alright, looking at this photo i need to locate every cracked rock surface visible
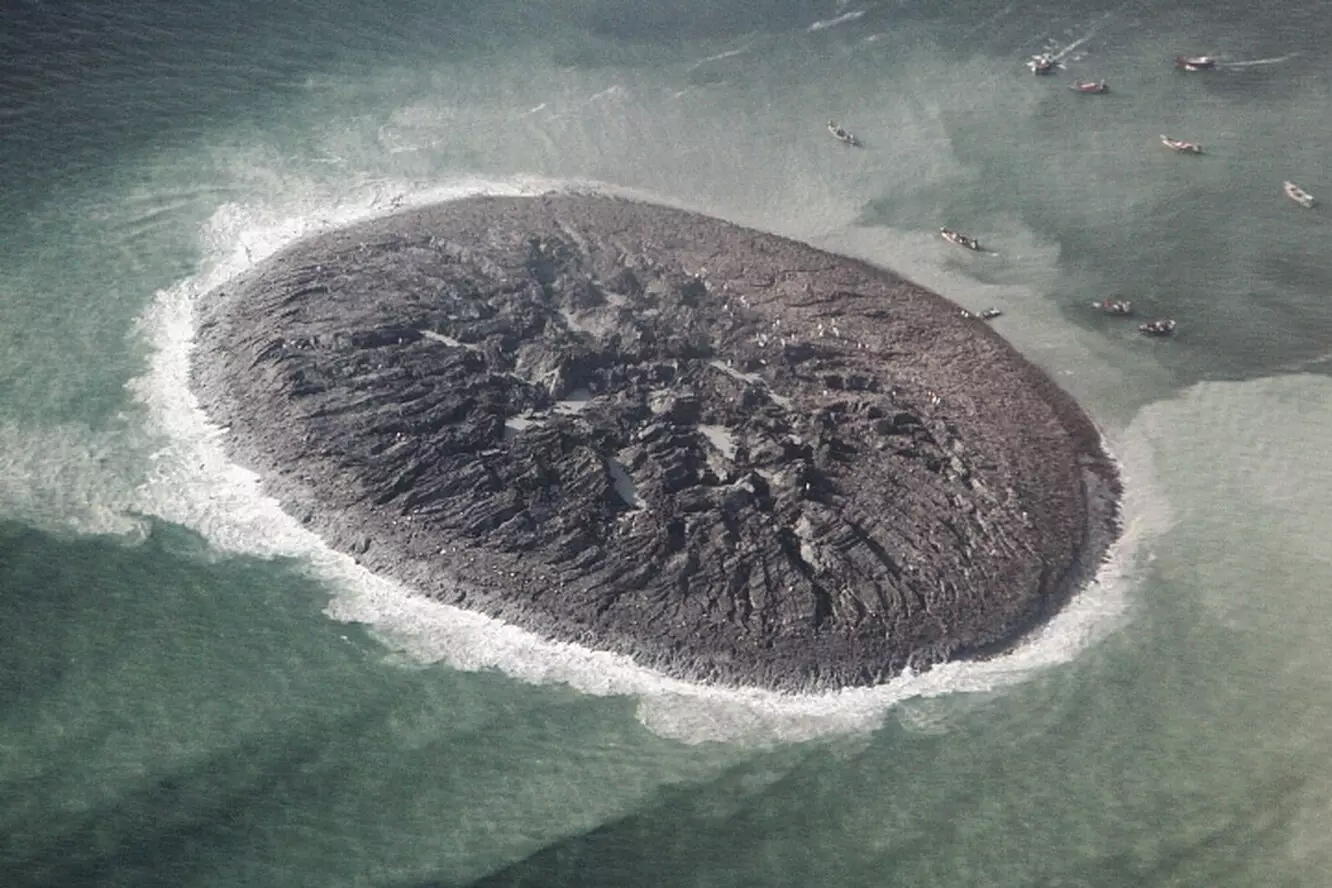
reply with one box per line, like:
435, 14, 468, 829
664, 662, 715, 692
192, 193, 1120, 691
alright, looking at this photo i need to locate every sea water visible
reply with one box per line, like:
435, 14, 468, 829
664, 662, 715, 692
3, 0, 1332, 884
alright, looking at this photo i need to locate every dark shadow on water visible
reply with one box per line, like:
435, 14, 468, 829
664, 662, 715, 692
380, 742, 950, 888
0, 518, 400, 888
0, 519, 317, 713
2, 517, 1320, 887
2, 701, 394, 888
0, 517, 672, 888
377, 738, 1316, 888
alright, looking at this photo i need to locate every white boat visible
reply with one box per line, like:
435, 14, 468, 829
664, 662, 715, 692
1027, 53, 1056, 75
1139, 318, 1177, 337
1092, 299, 1134, 316
1284, 181, 1315, 208
827, 121, 860, 147
940, 227, 981, 251
1160, 134, 1203, 154
1069, 80, 1108, 94
1175, 55, 1216, 71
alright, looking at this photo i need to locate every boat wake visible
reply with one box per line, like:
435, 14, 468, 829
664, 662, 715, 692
1049, 33, 1094, 62
584, 85, 628, 106
1220, 53, 1300, 68
686, 44, 752, 72
807, 9, 865, 33
1038, 7, 1121, 63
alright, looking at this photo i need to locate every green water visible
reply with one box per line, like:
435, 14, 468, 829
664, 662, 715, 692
4, 0, 1332, 884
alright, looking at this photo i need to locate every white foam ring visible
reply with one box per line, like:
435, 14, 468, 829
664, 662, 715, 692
0, 419, 151, 541
127, 174, 1169, 746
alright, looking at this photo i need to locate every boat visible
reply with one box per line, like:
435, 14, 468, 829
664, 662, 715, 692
1284, 180, 1315, 208
940, 227, 982, 251
1069, 80, 1108, 94
827, 120, 861, 147
1092, 299, 1133, 316
1027, 53, 1057, 75
979, 308, 1003, 320
1175, 55, 1216, 71
1138, 318, 1177, 337
1160, 134, 1203, 154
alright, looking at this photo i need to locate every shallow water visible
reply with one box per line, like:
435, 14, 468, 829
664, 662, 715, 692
4, 0, 1332, 884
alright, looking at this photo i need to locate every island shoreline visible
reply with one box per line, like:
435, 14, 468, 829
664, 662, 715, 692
190, 190, 1122, 693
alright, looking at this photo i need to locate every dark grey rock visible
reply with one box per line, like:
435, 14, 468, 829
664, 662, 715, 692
192, 193, 1121, 692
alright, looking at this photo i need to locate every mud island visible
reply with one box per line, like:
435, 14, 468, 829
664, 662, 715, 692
192, 193, 1120, 692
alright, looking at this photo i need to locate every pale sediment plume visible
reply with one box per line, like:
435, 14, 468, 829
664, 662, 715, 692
190, 192, 1120, 692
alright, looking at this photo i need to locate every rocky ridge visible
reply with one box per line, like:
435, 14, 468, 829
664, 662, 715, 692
192, 193, 1120, 691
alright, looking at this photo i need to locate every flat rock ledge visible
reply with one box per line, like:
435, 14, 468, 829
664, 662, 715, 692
192, 193, 1121, 692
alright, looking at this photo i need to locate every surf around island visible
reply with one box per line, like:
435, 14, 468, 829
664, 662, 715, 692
191, 193, 1121, 692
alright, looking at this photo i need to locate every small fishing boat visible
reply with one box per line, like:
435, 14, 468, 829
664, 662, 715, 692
1284, 180, 1315, 208
1160, 134, 1203, 154
1175, 55, 1216, 71
940, 227, 982, 251
1069, 80, 1108, 93
959, 307, 1003, 320
827, 120, 861, 147
1139, 319, 1176, 337
1027, 53, 1057, 75
1092, 299, 1133, 316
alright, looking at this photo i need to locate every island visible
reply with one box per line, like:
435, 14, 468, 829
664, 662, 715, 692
191, 193, 1121, 692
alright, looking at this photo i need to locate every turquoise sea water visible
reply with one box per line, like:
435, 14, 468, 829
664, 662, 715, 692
4, 1, 1332, 884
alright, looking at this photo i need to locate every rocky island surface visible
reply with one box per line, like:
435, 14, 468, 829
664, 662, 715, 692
192, 193, 1121, 692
